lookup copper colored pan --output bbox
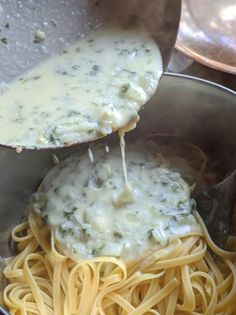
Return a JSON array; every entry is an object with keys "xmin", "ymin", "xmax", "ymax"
[{"xmin": 176, "ymin": 0, "xmax": 236, "ymax": 74}]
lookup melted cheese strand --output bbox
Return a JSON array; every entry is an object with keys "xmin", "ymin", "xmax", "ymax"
[{"xmin": 120, "ymin": 132, "xmax": 129, "ymax": 187}]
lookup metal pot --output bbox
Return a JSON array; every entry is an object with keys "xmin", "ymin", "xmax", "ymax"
[{"xmin": 0, "ymin": 73, "xmax": 236, "ymax": 260}]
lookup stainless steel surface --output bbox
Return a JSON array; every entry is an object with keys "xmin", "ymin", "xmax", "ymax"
[
  {"xmin": 0, "ymin": 74, "xmax": 236, "ymax": 310},
  {"xmin": 0, "ymin": 0, "xmax": 181, "ymax": 84},
  {"xmin": 196, "ymin": 169, "xmax": 236, "ymax": 249},
  {"xmin": 176, "ymin": 0, "xmax": 236, "ymax": 74}
]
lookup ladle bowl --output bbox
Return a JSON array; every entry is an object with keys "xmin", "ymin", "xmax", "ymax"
[{"xmin": 0, "ymin": 0, "xmax": 181, "ymax": 150}]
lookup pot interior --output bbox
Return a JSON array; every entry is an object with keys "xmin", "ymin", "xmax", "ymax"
[{"xmin": 0, "ymin": 74, "xmax": 235, "ymax": 263}]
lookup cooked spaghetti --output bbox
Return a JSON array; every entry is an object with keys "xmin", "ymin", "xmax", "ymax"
[{"xmin": 2, "ymin": 140, "xmax": 236, "ymax": 315}]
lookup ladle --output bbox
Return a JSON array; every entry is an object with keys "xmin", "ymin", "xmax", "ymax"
[{"xmin": 0, "ymin": 0, "xmax": 181, "ymax": 151}]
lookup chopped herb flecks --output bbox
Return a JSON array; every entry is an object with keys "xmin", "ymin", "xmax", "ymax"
[
  {"xmin": 113, "ymin": 232, "xmax": 123, "ymax": 239},
  {"xmin": 121, "ymin": 83, "xmax": 130, "ymax": 94},
  {"xmin": 1, "ymin": 37, "xmax": 8, "ymax": 44}
]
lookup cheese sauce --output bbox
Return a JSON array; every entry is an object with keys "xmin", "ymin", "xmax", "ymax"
[
  {"xmin": 0, "ymin": 26, "xmax": 162, "ymax": 148},
  {"xmin": 30, "ymin": 143, "xmax": 200, "ymax": 261}
]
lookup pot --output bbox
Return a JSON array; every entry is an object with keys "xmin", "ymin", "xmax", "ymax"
[
  {"xmin": 0, "ymin": 73, "xmax": 236, "ymax": 257},
  {"xmin": 0, "ymin": 74, "xmax": 235, "ymax": 309}
]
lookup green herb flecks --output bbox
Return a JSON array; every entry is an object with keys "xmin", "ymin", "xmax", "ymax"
[
  {"xmin": 59, "ymin": 50, "xmax": 68, "ymax": 55},
  {"xmin": 49, "ymin": 133, "xmax": 59, "ymax": 145},
  {"xmin": 147, "ymin": 229, "xmax": 154, "ymax": 240},
  {"xmin": 58, "ymin": 225, "xmax": 75, "ymax": 239},
  {"xmin": 41, "ymin": 214, "xmax": 48, "ymax": 225},
  {"xmin": 91, "ymin": 245, "xmax": 104, "ymax": 256},
  {"xmin": 177, "ymin": 200, "xmax": 187, "ymax": 212},
  {"xmin": 120, "ymin": 83, "xmax": 130, "ymax": 94},
  {"xmin": 63, "ymin": 207, "xmax": 77, "ymax": 219},
  {"xmin": 95, "ymin": 177, "xmax": 103, "ymax": 188},
  {"xmin": 72, "ymin": 65, "xmax": 80, "ymax": 70},
  {"xmin": 89, "ymin": 64, "xmax": 100, "ymax": 76},
  {"xmin": 164, "ymin": 224, "xmax": 170, "ymax": 231},
  {"xmin": 32, "ymin": 75, "xmax": 41, "ymax": 80},
  {"xmin": 0, "ymin": 37, "xmax": 8, "ymax": 44},
  {"xmin": 171, "ymin": 183, "xmax": 180, "ymax": 193},
  {"xmin": 113, "ymin": 232, "xmax": 123, "ymax": 239},
  {"xmin": 180, "ymin": 213, "xmax": 189, "ymax": 219}
]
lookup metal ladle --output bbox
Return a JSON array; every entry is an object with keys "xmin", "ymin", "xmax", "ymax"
[{"xmin": 0, "ymin": 0, "xmax": 181, "ymax": 151}]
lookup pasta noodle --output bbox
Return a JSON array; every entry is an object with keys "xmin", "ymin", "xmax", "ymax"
[{"xmin": 2, "ymin": 211, "xmax": 236, "ymax": 315}]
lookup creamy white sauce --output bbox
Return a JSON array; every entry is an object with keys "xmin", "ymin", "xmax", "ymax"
[
  {"xmin": 0, "ymin": 25, "xmax": 162, "ymax": 148},
  {"xmin": 30, "ymin": 143, "xmax": 200, "ymax": 261}
]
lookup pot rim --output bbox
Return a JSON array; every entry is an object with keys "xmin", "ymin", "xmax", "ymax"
[{"xmin": 163, "ymin": 72, "xmax": 236, "ymax": 97}]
